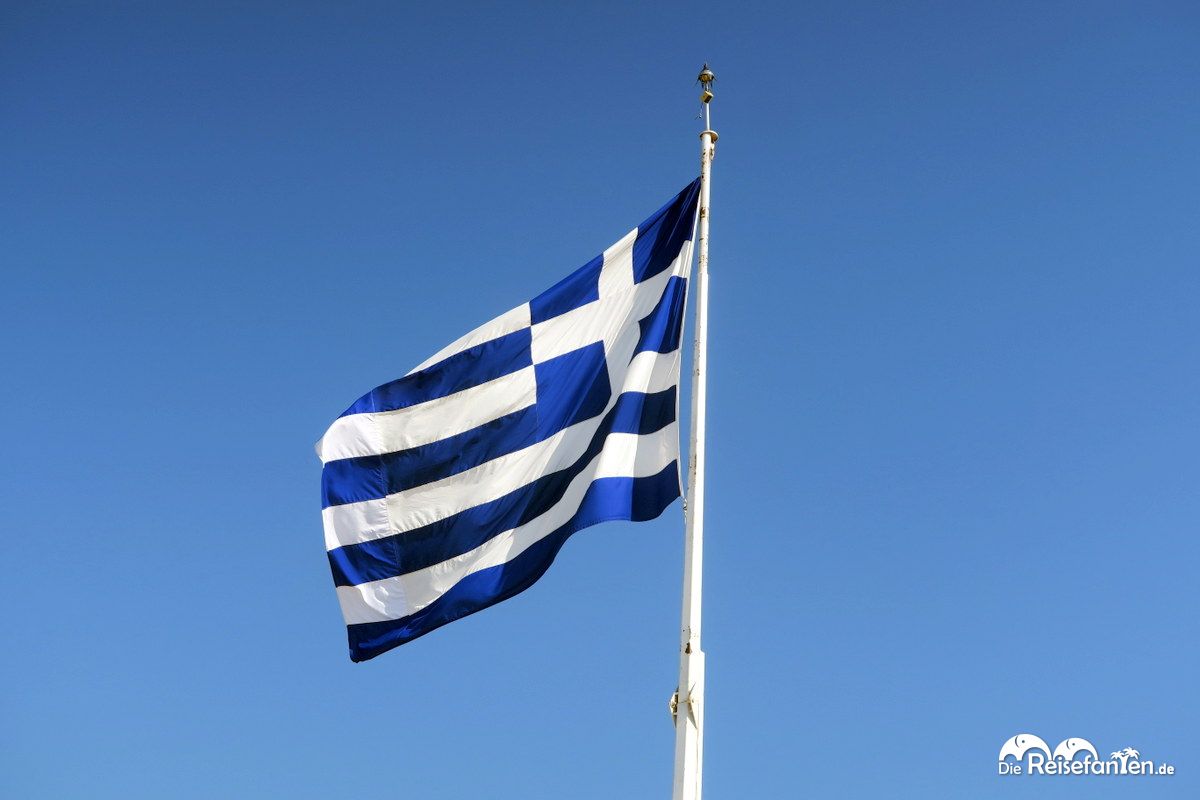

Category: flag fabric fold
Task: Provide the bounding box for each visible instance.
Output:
[317,179,701,661]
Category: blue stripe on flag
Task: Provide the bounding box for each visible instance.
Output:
[632,178,700,284]
[344,462,680,661]
[339,327,532,417]
[635,276,687,356]
[529,254,602,324]
[327,386,677,587]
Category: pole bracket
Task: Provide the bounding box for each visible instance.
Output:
[669,686,700,727]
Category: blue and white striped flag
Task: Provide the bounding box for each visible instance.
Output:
[318,180,701,661]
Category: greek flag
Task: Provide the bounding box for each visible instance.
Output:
[318,180,701,661]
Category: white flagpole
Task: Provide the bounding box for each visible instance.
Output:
[672,64,716,800]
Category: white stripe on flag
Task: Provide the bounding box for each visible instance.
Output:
[598,228,637,296]
[322,496,390,552]
[316,366,538,463]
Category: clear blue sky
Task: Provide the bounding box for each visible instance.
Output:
[3,2,1197,798]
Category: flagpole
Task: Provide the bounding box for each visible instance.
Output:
[672,64,716,800]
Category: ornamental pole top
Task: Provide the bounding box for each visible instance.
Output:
[698,64,715,103]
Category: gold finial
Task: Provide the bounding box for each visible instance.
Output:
[698,63,715,104]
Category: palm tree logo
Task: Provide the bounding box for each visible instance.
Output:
[1110,747,1140,774]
